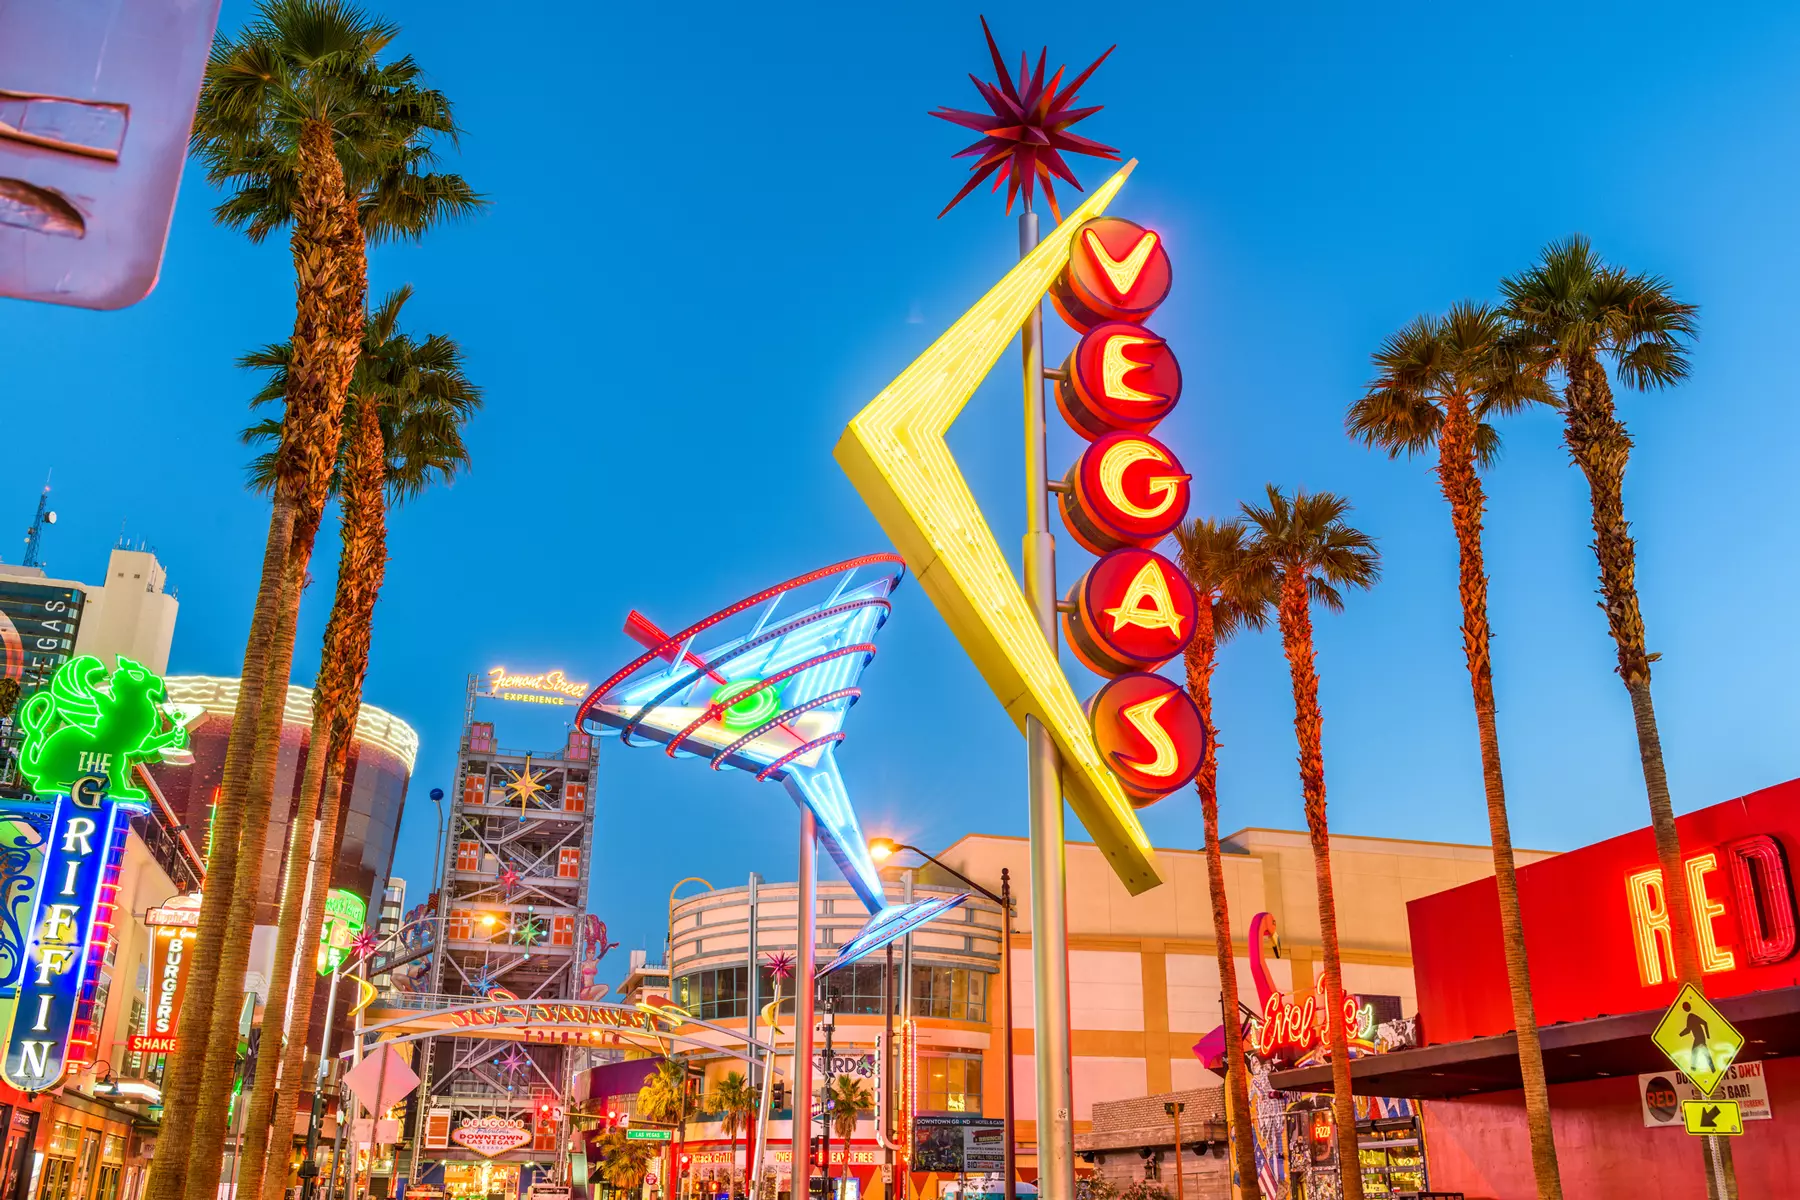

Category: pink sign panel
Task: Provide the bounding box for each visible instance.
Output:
[0,0,223,308]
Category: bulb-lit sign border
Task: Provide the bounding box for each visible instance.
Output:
[834,161,1162,896]
[452,1115,532,1158]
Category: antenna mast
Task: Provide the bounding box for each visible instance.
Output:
[21,473,55,569]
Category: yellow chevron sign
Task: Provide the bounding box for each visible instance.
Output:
[834,161,1162,895]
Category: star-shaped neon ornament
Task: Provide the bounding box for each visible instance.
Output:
[503,760,549,808]
[931,17,1119,219]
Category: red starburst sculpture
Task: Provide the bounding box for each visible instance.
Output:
[931,16,1119,219]
[765,951,795,982]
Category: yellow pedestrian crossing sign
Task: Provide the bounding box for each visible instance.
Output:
[1651,984,1744,1097]
[1682,1099,1743,1136]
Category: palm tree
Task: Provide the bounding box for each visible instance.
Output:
[1172,517,1270,1200]
[1500,237,1702,985]
[233,288,480,1200]
[710,1071,757,1197]
[157,6,481,1195]
[1240,486,1379,1200]
[827,1076,872,1195]
[597,1129,660,1194]
[1346,303,1563,1196]
[641,1059,696,1197]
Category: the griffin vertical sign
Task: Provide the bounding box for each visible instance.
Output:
[2,655,187,1091]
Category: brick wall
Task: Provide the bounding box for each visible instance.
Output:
[1078,1087,1230,1200]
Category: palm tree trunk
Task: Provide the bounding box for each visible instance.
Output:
[1561,354,1701,986]
[1437,398,1563,1197]
[143,502,293,1200]
[1274,573,1362,1200]
[182,541,306,1198]
[182,115,368,1200]
[261,396,388,1200]
[1182,606,1260,1199]
[243,393,387,1198]
[236,688,336,1196]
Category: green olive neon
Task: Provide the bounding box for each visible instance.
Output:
[713,679,781,731]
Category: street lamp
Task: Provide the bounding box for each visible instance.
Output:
[868,840,1016,1200]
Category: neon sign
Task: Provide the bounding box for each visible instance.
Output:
[486,667,589,705]
[452,1115,532,1157]
[1625,836,1798,986]
[576,557,907,913]
[1087,673,1205,804]
[3,775,138,1091]
[14,654,188,799]
[1250,977,1372,1060]
[1059,432,1192,555]
[833,164,1163,896]
[1064,549,1198,678]
[1052,218,1173,329]
[1056,322,1182,441]
[130,892,200,1054]
[317,888,368,976]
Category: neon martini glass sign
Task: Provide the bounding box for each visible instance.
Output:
[577,555,900,910]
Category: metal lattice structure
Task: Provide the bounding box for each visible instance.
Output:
[416,678,601,1166]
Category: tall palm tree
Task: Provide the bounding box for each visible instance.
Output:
[1348,304,1567,1195]
[597,1129,659,1193]
[711,1071,757,1197]
[1500,237,1702,986]
[1240,486,1379,1200]
[1172,517,1269,1200]
[233,288,480,1200]
[159,6,481,1195]
[827,1076,872,1196]
[642,1058,696,1196]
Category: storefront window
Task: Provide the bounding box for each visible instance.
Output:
[918,1054,983,1114]
[673,962,992,1023]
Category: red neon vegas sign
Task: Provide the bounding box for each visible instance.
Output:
[1052,216,1203,807]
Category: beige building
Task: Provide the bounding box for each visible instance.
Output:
[0,545,179,674]
[662,828,1551,1189]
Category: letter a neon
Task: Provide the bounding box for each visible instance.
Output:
[1104,560,1186,640]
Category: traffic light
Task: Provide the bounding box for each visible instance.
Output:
[772,1080,787,1111]
[681,1154,693,1171]
[811,1136,825,1169]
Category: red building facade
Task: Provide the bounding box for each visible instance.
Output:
[1405,777,1800,1198]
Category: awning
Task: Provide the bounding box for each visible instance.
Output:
[1268,984,1800,1099]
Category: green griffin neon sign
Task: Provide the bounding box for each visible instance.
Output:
[13,655,189,800]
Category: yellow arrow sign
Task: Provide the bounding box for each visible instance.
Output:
[1682,1099,1743,1136]
[1651,983,1744,1097]
[834,161,1162,895]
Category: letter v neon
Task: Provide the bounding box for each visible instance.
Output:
[1084,228,1160,296]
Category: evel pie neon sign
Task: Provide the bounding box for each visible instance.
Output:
[1625,834,1798,986]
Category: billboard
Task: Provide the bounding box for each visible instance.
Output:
[911,1116,1005,1174]
[0,580,84,790]
[0,580,84,688]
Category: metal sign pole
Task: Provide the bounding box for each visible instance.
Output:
[792,812,818,1200]
[1020,208,1076,1200]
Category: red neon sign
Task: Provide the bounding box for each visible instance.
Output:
[1087,672,1206,804]
[1060,431,1192,555]
[1056,322,1182,440]
[1252,978,1365,1059]
[1064,548,1198,677]
[1052,218,1173,330]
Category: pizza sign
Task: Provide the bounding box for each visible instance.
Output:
[450,1116,532,1158]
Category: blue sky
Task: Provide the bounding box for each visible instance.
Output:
[6,2,1800,987]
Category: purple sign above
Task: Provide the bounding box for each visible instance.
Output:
[0,0,223,309]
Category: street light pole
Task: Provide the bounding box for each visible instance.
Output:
[792,811,818,1200]
[300,965,345,1200]
[867,842,1016,1200]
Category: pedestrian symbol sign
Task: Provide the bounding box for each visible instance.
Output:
[1682,1099,1743,1136]
[1650,984,1743,1097]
